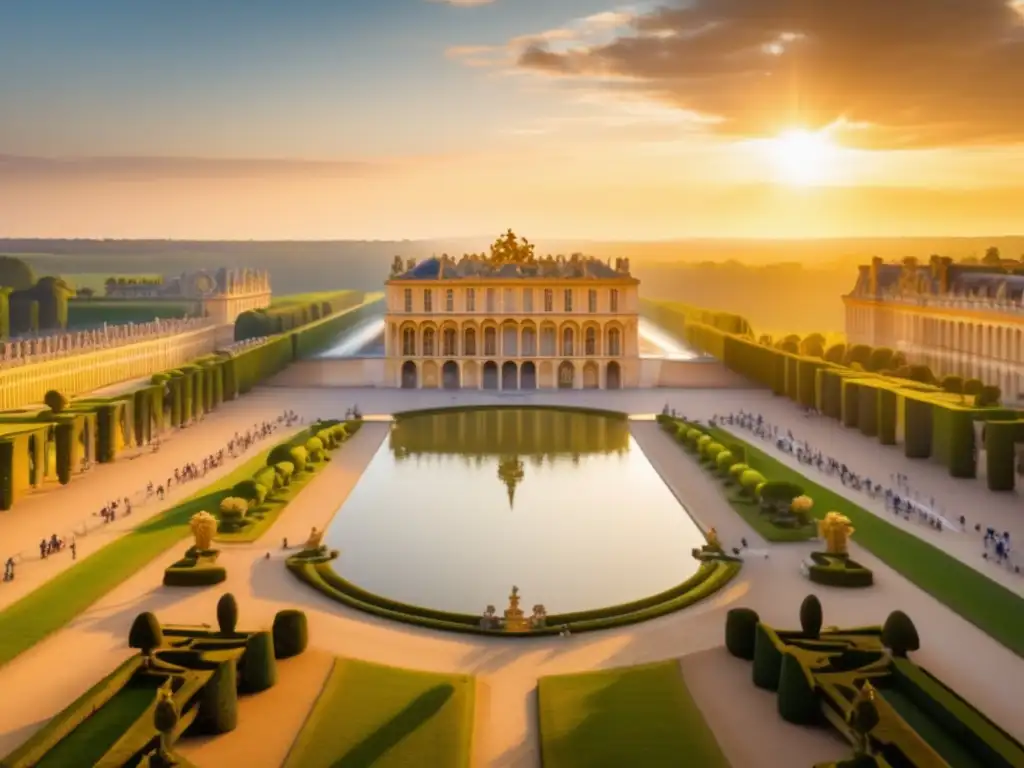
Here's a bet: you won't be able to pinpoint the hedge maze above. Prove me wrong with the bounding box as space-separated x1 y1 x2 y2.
725 597 1024 768
0 598 311 768
644 299 1024 491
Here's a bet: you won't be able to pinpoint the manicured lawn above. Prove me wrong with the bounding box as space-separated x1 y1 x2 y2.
283 657 475 768
35 675 162 768
0 450 288 667
709 426 1024 659
537 660 729 768
68 300 192 327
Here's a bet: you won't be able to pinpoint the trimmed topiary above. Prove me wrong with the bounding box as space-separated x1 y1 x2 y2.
129 612 164 661
217 593 239 635
740 469 766 497
777 652 820 725
232 479 267 506
881 610 920 657
752 623 784 690
43 389 67 414
702 441 726 462
696 434 713 454
240 630 278 694
274 460 295 486
715 450 735 475
289 445 309 473
799 594 823 639
272 609 309 659
305 436 325 461
195 660 238 735
725 607 760 660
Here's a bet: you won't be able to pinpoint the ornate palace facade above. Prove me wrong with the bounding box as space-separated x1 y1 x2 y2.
383 231 640 389
844 256 1024 401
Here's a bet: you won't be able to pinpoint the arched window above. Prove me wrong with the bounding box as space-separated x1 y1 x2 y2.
607 327 621 357
442 327 457 356
584 327 597 356
402 327 416 356
562 327 575 357
422 327 436 357
521 327 537 356
464 327 477 356
483 327 498 356
540 326 556 356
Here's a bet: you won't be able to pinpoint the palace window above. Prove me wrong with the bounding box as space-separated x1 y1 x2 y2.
423 289 433 313
442 327 457 356
544 289 553 312
523 288 533 313
403 288 413 313
540 326 556 356
402 327 416 356
585 327 597 356
564 289 573 313
608 327 621 356
484 326 498 356
522 326 537 356
422 327 436 356
486 288 497 313
466 288 476 312
504 288 516 313
588 289 597 313
464 327 477 356
445 289 454 312
562 327 575 356
610 289 619 313
502 323 518 356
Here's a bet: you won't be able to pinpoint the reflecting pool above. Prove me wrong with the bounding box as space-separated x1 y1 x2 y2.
324 408 706 614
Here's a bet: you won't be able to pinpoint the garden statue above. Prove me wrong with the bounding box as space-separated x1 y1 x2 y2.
480 604 499 630
705 527 722 552
189 512 217 552
790 495 814 523
503 585 530 632
819 511 855 555
847 682 879 758
530 604 548 629
304 526 324 551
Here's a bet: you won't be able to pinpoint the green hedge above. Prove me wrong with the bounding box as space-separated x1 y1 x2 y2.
54 422 73 485
857 384 878 437
932 406 977 478
95 404 118 463
163 552 227 587
817 369 842 419
904 397 933 459
841 381 860 428
287 556 740 638
985 421 1024 491
235 290 366 342
878 388 898 445
806 552 874 588
291 298 382 359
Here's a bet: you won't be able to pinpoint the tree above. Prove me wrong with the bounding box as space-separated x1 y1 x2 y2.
983 246 1002 265
881 610 920 657
217 592 239 635
799 594 823 639
76 287 95 299
129 612 164 663
44 389 67 414
0 256 36 290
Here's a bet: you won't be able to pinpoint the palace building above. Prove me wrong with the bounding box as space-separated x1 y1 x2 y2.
844 256 1024 401
383 231 640 389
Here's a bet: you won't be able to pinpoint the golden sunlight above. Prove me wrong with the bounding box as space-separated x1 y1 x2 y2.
770 129 838 186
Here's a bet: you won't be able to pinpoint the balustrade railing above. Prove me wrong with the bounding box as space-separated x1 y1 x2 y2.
0 317 217 369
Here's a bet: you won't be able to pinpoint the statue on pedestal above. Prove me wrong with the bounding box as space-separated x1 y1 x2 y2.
502 585 530 632
818 512 855 555
190 512 217 552
304 526 324 551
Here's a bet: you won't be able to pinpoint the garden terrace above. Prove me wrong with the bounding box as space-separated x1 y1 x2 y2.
643 299 1024 491
660 416 1024 657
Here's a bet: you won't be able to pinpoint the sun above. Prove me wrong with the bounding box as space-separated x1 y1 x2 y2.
769 128 837 186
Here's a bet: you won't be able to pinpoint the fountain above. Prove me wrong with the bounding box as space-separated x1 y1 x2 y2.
502 585 530 633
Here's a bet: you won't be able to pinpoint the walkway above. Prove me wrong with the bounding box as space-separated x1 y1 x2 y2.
1 407 1022 768
0 401 310 611
676 389 1024 597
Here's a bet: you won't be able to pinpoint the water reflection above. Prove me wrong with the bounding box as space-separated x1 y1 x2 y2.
325 408 704 614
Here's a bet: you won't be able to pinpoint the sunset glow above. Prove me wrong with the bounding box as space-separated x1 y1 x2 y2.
1 0 1023 239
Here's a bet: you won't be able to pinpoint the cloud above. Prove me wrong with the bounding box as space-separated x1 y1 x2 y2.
511 0 1024 148
0 155 379 181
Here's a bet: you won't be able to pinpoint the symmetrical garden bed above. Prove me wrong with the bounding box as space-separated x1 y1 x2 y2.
725 597 1024 768
1 595 311 768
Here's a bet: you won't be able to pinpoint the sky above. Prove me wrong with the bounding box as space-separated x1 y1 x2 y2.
3 0 1024 240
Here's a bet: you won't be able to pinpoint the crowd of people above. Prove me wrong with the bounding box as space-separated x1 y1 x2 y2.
2 408 305 584
676 407 1020 576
